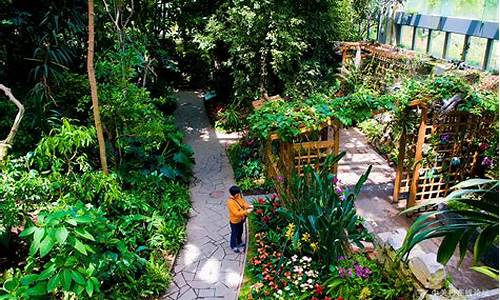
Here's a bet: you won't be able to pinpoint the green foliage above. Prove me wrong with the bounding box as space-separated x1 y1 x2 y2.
278 153 372 265
248 88 393 141
95 41 194 182
215 104 245 132
398 179 499 279
324 253 413 299
198 0 356 103
227 138 273 194
3 203 109 298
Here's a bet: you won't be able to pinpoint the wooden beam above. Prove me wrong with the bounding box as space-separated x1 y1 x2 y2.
408 106 428 209
393 110 408 203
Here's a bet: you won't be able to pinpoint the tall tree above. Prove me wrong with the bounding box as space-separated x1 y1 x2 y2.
87 0 108 174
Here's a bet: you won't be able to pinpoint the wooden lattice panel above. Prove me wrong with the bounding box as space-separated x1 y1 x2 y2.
263 120 340 182
394 106 495 209
292 140 337 176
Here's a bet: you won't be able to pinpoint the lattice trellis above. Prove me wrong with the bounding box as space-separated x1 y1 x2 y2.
263 119 340 181
393 103 495 209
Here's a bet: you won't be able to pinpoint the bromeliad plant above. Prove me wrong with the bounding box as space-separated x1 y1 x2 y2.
398 179 499 280
277 152 372 265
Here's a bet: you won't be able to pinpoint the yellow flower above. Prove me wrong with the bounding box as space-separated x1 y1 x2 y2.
310 242 318 252
285 223 295 240
301 232 311 242
360 287 371 299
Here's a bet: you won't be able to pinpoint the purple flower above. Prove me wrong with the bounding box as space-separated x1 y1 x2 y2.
277 175 284 182
347 268 353 277
479 143 489 152
362 267 372 279
440 134 450 143
332 176 339 185
482 157 494 168
354 264 363 277
338 267 345 278
335 187 343 194
338 256 345 261
340 195 346 201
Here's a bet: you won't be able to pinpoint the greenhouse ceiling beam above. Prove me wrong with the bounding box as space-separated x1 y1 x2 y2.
395 12 499 40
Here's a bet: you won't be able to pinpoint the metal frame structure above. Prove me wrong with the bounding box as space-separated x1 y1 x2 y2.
388 12 499 70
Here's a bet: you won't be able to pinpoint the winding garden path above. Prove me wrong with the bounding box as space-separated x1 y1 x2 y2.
164 91 245 300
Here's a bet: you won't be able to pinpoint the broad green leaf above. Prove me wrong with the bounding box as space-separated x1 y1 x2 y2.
74 216 93 224
71 271 85 285
65 218 77 226
73 238 88 255
20 274 39 286
474 226 499 262
26 282 47 296
74 227 95 241
63 269 72 290
437 233 462 265
47 273 60 292
54 227 69 245
39 237 56 257
85 280 94 297
19 226 37 237
33 227 45 244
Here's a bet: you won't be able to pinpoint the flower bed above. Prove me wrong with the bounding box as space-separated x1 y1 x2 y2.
241 155 414 299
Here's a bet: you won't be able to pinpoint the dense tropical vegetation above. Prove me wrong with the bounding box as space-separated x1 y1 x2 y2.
1 0 498 298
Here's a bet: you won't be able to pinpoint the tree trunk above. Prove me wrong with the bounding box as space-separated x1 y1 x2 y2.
87 0 109 175
0 84 24 161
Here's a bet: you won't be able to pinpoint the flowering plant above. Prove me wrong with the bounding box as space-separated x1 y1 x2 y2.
277 153 372 265
324 254 412 300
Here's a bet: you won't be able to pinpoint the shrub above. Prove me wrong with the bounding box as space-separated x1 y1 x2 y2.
277 153 372 265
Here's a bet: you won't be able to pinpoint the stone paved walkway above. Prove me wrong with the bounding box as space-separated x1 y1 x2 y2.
164 91 244 300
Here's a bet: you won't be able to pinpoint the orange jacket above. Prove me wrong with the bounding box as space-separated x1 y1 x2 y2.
227 194 250 224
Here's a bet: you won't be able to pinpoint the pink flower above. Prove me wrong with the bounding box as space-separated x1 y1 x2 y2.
258 198 265 204
332 176 339 185
277 175 284 182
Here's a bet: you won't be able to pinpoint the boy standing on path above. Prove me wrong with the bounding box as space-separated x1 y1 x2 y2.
227 186 253 253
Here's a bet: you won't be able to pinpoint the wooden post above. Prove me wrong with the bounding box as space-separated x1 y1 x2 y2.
482 39 494 70
442 32 451 59
411 26 417 50
333 119 340 174
408 106 428 209
426 29 433 54
461 35 471 62
393 110 407 203
395 23 402 47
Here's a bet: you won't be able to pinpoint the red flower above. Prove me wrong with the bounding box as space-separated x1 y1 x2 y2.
256 209 263 215
258 198 265 204
271 194 277 200
311 297 319 300
324 297 332 300
314 284 323 295
272 202 280 208
336 297 344 300
262 216 271 223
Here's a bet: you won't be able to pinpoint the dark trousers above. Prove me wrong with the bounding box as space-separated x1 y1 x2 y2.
230 221 244 248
